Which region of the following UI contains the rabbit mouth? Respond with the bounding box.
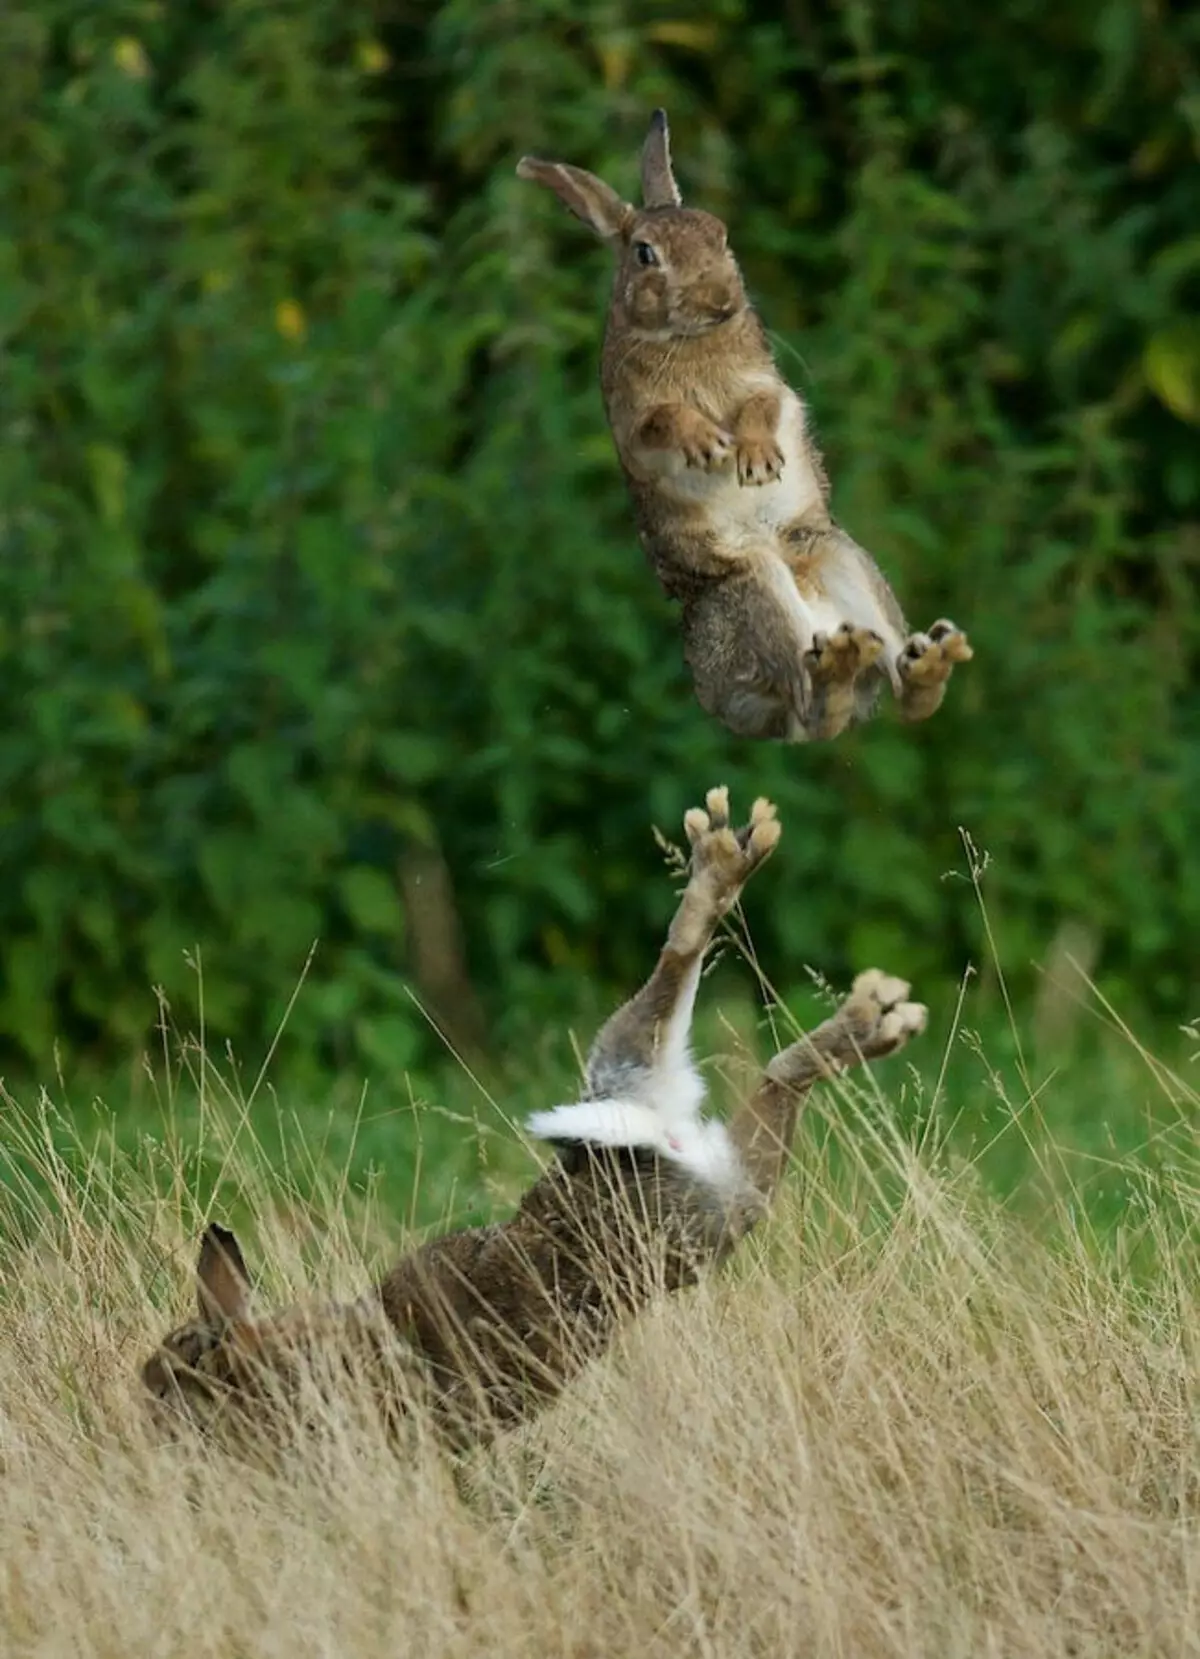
[679,308,738,336]
[680,292,741,331]
[635,306,737,340]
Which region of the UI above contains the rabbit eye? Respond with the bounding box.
[633,241,659,267]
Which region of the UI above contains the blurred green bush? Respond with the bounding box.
[0,0,1197,1073]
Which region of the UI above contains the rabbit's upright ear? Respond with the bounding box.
[196,1223,252,1322]
[516,157,633,241]
[641,109,682,209]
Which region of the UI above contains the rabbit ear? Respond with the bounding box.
[196,1223,252,1322]
[641,109,682,209]
[516,157,633,241]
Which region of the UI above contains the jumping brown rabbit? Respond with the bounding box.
[141,787,926,1451]
[516,112,972,742]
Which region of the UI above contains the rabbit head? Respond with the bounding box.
[517,110,746,340]
[141,1223,258,1430]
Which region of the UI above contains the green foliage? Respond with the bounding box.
[0,0,1197,1072]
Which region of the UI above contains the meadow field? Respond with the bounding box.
[2,2,1197,1651]
[2,918,1198,1659]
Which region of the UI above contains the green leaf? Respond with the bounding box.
[375,732,442,785]
[338,866,405,937]
[1144,324,1200,423]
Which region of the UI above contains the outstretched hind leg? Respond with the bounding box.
[585,787,779,1100]
[527,789,779,1149]
[728,971,928,1213]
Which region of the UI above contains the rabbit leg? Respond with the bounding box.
[802,623,886,741]
[682,574,812,740]
[729,971,927,1207]
[731,390,784,485]
[896,620,974,722]
[686,629,798,741]
[632,402,734,475]
[806,531,973,720]
[518,788,778,1141]
[580,787,780,1107]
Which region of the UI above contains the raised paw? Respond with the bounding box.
[898,620,973,689]
[895,619,972,723]
[680,417,735,472]
[837,969,928,1061]
[736,435,785,487]
[683,786,780,912]
[805,623,885,688]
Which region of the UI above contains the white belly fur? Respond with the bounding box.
[753,549,905,662]
[658,389,824,551]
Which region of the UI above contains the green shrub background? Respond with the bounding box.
[1,0,1197,1086]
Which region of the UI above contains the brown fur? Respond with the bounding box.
[140,788,926,1453]
[517,112,972,742]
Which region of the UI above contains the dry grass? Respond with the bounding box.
[2,1032,1200,1659]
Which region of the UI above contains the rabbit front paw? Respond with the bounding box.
[735,436,784,487]
[678,415,735,472]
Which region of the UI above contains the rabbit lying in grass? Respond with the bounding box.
[517,113,972,742]
[142,787,926,1451]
